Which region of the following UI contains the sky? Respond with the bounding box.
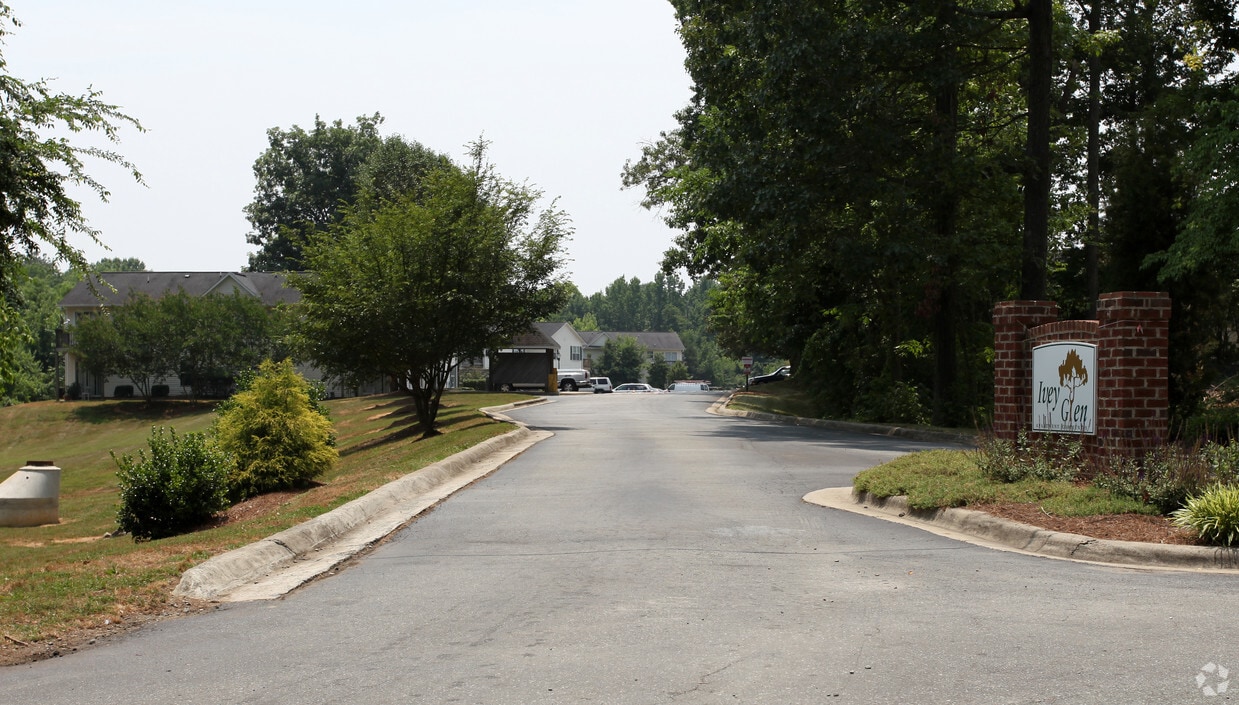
[6,1,693,295]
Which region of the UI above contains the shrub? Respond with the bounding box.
[1172,483,1239,546]
[214,358,338,500]
[113,385,134,398]
[458,369,488,391]
[1093,444,1219,514]
[975,431,1084,484]
[152,384,170,398]
[853,378,928,425]
[113,427,231,541]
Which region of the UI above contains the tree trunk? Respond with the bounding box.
[931,3,961,427]
[1021,0,1053,300]
[1085,1,1101,314]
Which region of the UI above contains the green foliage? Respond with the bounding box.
[1093,443,1235,515]
[1,256,78,404]
[1180,375,1239,443]
[571,311,600,332]
[0,391,516,642]
[91,257,146,272]
[595,335,647,384]
[559,276,738,387]
[457,368,488,391]
[244,115,450,272]
[295,141,569,436]
[0,3,142,385]
[975,433,1239,517]
[647,356,669,389]
[113,427,231,541]
[852,378,929,426]
[244,114,384,271]
[69,290,282,401]
[214,359,337,500]
[71,293,178,400]
[668,360,691,384]
[975,432,1086,484]
[854,449,1153,515]
[1172,483,1239,546]
[620,0,1239,430]
[173,291,278,398]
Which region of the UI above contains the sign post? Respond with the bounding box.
[741,356,753,391]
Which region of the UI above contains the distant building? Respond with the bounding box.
[579,330,686,370]
[58,271,388,399]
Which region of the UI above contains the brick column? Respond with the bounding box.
[992,301,1059,440]
[1095,292,1171,456]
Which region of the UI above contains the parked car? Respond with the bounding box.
[589,376,613,393]
[558,369,591,391]
[749,365,791,386]
[613,383,660,393]
[667,381,711,392]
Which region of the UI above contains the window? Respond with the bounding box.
[570,345,582,361]
[664,351,678,362]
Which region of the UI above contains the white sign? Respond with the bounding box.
[1031,342,1097,435]
[741,356,753,369]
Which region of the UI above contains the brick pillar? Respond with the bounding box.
[992,301,1059,440]
[1095,292,1171,456]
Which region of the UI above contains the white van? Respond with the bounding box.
[667,381,710,392]
[589,376,613,393]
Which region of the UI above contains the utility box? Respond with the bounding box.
[0,461,61,527]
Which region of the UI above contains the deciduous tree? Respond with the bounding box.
[595,335,647,385]
[294,142,570,436]
[0,3,142,386]
[244,114,384,271]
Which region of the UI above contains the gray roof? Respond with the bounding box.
[59,272,301,308]
[581,330,685,352]
[504,328,557,350]
[533,321,571,340]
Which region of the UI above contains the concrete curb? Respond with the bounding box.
[804,487,1239,572]
[174,399,552,601]
[713,392,975,446]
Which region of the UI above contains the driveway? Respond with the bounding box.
[3,393,1237,703]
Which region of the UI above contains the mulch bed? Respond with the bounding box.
[968,502,1199,545]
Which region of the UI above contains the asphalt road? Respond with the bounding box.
[4,393,1239,704]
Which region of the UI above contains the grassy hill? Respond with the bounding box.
[0,391,526,658]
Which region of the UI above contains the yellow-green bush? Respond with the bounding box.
[214,359,337,500]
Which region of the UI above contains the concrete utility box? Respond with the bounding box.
[0,461,62,527]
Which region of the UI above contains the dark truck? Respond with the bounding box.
[489,350,557,392]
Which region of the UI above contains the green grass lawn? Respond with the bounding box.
[0,391,529,643]
[729,381,1155,518]
[852,449,1155,516]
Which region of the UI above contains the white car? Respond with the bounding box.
[613,383,660,393]
[589,377,613,393]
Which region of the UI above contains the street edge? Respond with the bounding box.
[173,398,553,601]
[805,486,1239,572]
[710,392,975,446]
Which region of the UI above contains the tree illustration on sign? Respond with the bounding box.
[1057,349,1089,429]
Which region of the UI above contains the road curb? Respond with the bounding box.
[805,487,1239,571]
[174,399,552,601]
[712,393,975,446]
